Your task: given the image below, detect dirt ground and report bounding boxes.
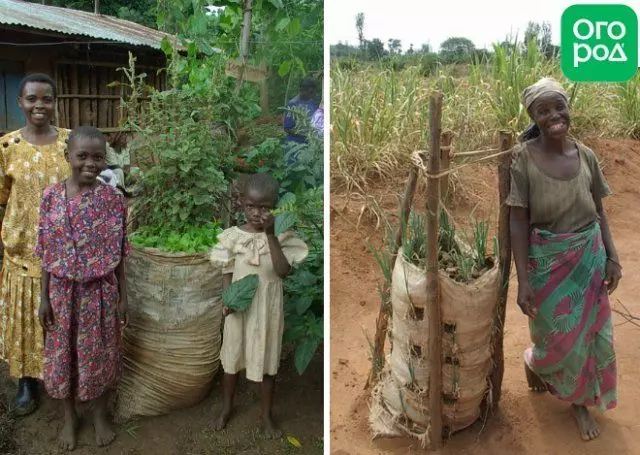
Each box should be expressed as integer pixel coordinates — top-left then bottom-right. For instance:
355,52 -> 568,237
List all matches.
0,348 -> 323,454
329,137 -> 640,455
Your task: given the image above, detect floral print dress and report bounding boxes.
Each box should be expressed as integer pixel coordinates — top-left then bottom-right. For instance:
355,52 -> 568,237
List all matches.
35,182 -> 129,401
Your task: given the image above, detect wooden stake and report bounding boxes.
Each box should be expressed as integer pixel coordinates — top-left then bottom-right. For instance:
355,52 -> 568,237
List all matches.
426,91 -> 443,450
440,131 -> 453,201
489,131 -> 514,410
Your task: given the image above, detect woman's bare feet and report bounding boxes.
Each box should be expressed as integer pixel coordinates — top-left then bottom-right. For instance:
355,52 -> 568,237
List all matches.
571,404 -> 600,441
263,413 -> 283,439
92,395 -> 116,447
59,399 -> 78,451
524,361 -> 548,392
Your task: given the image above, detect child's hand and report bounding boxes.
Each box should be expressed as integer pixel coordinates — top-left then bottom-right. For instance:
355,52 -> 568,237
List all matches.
118,294 -> 129,330
261,213 -> 276,235
222,306 -> 235,317
38,300 -> 54,330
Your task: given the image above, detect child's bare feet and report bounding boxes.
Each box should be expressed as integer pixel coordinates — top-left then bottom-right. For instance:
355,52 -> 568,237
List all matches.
92,395 -> 116,447
214,409 -> 232,431
571,404 -> 600,441
263,414 -> 283,439
524,361 -> 547,392
58,413 -> 78,451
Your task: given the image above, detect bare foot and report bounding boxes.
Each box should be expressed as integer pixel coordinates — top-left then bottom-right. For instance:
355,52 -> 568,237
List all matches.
263,414 -> 283,439
58,414 -> 78,451
214,409 -> 231,431
524,361 -> 548,392
571,404 -> 600,441
93,411 -> 116,447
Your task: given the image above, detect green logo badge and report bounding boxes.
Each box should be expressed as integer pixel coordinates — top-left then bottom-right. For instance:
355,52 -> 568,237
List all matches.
561,4 -> 638,82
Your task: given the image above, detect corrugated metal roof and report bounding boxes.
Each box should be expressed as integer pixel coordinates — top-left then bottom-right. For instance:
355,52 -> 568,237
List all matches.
0,0 -> 173,50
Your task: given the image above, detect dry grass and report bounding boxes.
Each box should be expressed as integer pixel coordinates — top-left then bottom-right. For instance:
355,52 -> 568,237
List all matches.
330,45 -> 640,193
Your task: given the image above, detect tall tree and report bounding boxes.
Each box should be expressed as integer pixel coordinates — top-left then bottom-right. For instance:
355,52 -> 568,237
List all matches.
367,38 -> 385,60
355,12 -> 365,54
439,36 -> 475,63
387,38 -> 401,55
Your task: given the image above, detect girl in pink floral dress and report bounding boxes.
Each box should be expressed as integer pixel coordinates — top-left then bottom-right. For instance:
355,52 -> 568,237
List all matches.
35,126 -> 129,451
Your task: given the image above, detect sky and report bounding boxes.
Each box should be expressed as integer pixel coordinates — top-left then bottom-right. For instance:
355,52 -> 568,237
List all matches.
326,0 -> 640,52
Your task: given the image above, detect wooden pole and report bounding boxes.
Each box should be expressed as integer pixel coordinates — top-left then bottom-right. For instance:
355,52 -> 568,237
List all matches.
365,163 -> 420,389
489,131 -> 514,410
426,91 -> 443,450
440,131 -> 453,201
236,0 -> 253,90
94,0 -> 100,14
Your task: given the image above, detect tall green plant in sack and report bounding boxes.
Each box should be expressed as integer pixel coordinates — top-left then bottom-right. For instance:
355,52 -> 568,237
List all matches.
118,54 -> 242,252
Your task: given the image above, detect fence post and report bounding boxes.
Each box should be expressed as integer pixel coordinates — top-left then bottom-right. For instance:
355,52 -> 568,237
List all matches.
489,131 -> 514,410
440,131 -> 453,201
426,91 -> 443,450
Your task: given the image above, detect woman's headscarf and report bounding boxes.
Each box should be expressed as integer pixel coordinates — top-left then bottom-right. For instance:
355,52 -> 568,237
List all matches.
522,77 -> 568,112
519,78 -> 570,141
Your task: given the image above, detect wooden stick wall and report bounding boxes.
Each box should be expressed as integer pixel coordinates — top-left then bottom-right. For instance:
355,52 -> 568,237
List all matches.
55,61 -> 166,131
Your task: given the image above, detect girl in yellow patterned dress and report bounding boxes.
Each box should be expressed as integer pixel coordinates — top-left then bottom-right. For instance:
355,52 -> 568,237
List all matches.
0,73 -> 71,415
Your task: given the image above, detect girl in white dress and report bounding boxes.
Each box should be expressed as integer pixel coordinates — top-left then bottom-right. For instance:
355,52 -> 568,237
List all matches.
209,173 -> 308,437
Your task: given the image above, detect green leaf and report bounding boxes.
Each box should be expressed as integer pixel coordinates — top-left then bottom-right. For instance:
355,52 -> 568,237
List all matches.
288,17 -> 301,36
295,296 -> 313,315
275,212 -> 296,235
223,274 -> 259,312
268,0 -> 284,8
278,192 -> 296,207
199,40 -> 216,56
160,36 -> 172,56
294,337 -> 319,375
278,60 -> 292,77
275,17 -> 290,31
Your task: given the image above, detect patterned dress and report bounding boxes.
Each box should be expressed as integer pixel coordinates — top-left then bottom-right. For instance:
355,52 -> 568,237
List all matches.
35,183 -> 129,401
506,141 -> 617,410
209,227 -> 308,381
0,128 -> 71,379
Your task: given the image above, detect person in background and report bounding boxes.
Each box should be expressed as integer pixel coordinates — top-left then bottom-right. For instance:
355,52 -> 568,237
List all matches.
311,97 -> 324,137
0,73 -> 71,416
283,78 -> 319,144
106,135 -> 131,189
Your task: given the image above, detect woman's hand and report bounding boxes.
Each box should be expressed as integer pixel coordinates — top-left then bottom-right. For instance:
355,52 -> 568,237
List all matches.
604,260 -> 622,295
38,300 -> 54,330
517,281 -> 538,319
118,294 -> 129,330
262,213 -> 276,235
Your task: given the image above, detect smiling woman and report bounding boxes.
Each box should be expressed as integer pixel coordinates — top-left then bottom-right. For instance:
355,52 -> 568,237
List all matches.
508,77 -> 621,443
0,73 -> 71,416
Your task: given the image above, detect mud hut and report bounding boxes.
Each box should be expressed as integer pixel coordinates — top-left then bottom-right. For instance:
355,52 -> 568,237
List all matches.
0,0 -> 172,135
